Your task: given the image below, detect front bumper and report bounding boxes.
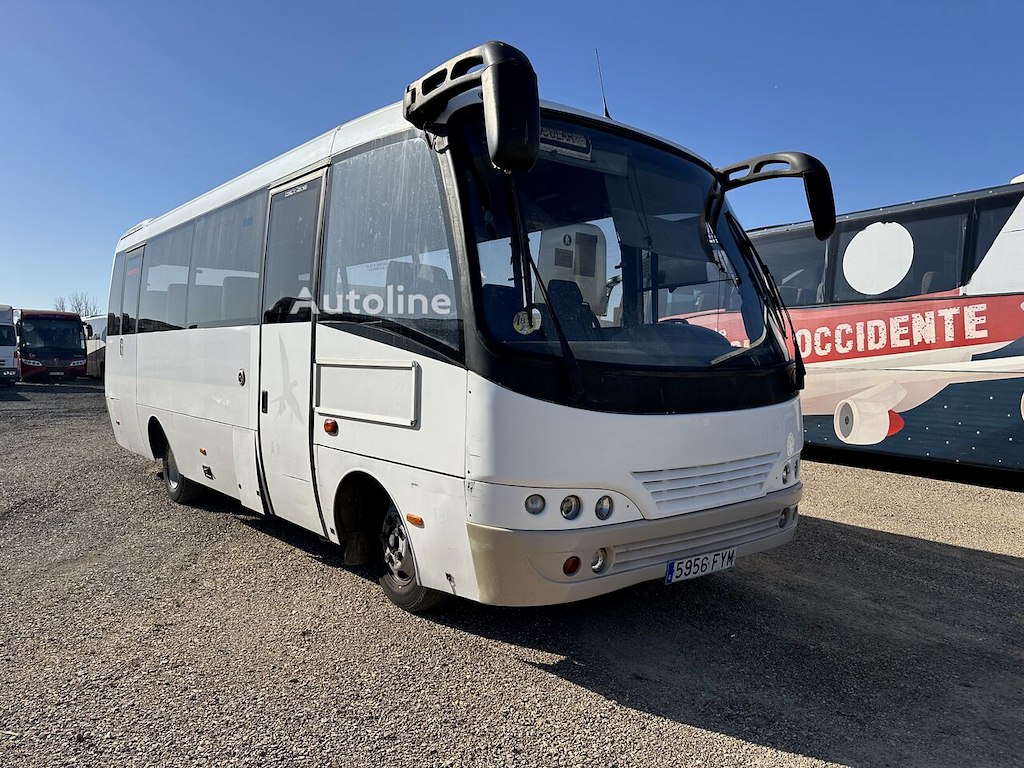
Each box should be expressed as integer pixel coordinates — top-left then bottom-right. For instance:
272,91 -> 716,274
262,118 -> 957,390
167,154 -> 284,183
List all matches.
467,485 -> 801,606
20,364 -> 81,380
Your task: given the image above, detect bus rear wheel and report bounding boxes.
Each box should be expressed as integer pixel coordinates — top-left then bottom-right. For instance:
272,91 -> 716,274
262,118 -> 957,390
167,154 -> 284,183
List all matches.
379,504 -> 449,613
162,443 -> 201,504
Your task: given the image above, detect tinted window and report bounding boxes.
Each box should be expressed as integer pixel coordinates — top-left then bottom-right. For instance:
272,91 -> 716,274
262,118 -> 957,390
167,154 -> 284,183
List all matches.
971,191 -> 1024,276
139,223 -> 192,332
107,252 -> 125,336
189,191 -> 266,328
833,209 -> 967,302
753,228 -> 827,306
263,177 -> 321,324
320,138 -> 459,350
87,316 -> 108,341
121,248 -> 144,334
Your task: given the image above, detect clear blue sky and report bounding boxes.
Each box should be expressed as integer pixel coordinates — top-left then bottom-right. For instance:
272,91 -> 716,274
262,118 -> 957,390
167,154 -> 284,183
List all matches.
2,0 -> 1022,311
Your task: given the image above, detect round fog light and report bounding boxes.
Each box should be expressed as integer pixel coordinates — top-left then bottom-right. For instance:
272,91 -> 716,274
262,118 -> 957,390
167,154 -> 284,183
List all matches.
591,548 -> 608,573
525,494 -> 546,515
782,462 -> 791,484
563,556 -> 581,576
779,506 -> 797,529
595,495 -> 613,520
560,495 -> 582,520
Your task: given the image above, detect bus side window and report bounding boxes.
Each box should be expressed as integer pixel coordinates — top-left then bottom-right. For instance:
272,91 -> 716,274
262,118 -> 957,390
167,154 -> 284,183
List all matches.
753,229 -> 827,306
121,248 -> 144,335
190,191 -> 266,328
833,209 -> 967,302
320,138 -> 461,351
139,222 -> 192,333
107,252 -> 125,336
969,191 -> 1024,283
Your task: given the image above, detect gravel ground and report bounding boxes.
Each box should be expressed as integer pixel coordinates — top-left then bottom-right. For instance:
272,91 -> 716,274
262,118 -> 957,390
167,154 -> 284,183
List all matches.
0,382 -> 1021,768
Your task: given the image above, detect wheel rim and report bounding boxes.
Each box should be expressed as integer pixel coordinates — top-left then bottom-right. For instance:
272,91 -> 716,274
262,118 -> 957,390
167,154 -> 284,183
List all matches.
165,448 -> 181,492
381,507 -> 415,588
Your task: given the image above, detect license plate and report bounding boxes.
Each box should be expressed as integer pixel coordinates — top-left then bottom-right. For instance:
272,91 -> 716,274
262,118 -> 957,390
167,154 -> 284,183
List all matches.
49,371 -> 65,377
665,547 -> 736,584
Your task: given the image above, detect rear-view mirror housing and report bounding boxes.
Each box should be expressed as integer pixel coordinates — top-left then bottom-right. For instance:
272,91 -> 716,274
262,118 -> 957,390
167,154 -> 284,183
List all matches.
404,41 -> 540,174
718,152 -> 836,240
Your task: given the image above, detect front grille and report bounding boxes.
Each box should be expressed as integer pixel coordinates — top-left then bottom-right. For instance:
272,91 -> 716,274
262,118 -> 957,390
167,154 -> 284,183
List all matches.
612,509 -> 783,572
633,452 -> 778,518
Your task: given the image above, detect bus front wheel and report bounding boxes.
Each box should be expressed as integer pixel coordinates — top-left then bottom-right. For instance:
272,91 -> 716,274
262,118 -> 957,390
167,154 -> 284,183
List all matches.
379,504 -> 449,613
162,443 -> 201,504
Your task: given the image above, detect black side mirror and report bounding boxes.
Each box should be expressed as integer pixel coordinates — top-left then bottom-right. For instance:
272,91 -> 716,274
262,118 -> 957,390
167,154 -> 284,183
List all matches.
718,152 -> 836,240
404,41 -> 540,174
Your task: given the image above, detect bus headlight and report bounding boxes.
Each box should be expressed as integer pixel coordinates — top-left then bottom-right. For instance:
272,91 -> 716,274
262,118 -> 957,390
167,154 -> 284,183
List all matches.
560,495 -> 582,520
524,494 -> 546,515
782,462 -> 791,484
69,359 -> 86,366
591,548 -> 608,573
595,495 -> 613,520
22,359 -> 43,366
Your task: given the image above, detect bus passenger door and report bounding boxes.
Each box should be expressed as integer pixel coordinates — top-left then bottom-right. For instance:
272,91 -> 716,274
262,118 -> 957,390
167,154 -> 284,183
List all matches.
109,247 -> 147,455
257,172 -> 327,535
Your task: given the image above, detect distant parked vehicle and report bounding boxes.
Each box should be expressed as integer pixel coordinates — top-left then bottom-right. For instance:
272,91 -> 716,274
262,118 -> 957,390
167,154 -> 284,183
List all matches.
15,309 -> 87,382
748,178 -> 1024,471
0,305 -> 17,385
83,314 -> 107,379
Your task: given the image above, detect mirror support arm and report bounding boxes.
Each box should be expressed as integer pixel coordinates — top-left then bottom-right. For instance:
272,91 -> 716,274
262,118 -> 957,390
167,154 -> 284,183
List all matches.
717,152 -> 836,240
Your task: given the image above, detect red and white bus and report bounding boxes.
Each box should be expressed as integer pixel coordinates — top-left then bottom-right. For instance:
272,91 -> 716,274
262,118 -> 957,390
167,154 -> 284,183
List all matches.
14,309 -> 88,382
748,179 -> 1024,471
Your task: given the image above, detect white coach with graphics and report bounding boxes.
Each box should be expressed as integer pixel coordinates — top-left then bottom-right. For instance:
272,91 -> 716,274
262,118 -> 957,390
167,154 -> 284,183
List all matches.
106,42 -> 835,610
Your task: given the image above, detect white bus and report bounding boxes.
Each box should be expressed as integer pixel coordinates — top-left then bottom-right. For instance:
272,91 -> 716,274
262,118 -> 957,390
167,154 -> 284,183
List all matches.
83,314 -> 107,379
107,42 -> 836,610
0,305 -> 17,385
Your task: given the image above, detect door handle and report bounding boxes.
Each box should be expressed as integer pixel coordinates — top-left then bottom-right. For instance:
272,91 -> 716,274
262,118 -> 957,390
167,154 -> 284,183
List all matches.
261,390 -> 268,413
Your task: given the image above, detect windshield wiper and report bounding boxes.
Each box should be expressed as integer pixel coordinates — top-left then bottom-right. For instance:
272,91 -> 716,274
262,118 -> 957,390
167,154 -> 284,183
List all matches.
725,213 -> 806,384
506,175 -> 586,404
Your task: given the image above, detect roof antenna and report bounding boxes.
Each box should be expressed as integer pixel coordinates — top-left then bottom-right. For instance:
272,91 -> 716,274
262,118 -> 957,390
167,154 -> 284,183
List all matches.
595,48 -> 611,119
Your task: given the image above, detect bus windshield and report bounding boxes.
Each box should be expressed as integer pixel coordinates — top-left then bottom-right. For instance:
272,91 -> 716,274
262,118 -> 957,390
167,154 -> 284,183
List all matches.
18,317 -> 85,352
456,115 -> 789,371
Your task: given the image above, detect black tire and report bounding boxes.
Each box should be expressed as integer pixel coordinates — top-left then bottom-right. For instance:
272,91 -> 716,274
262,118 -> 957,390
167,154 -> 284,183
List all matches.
378,503 -> 450,613
162,443 -> 201,504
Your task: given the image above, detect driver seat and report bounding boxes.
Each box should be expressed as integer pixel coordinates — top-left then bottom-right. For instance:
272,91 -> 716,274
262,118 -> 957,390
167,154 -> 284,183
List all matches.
545,280 -> 601,341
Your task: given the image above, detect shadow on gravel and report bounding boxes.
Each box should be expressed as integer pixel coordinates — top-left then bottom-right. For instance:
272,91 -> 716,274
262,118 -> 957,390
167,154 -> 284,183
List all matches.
0,386 -> 27,402
158,479 -> 1023,765
159,480 -> 369,574
429,517 -> 1024,767
232,505 -> 352,570
11,381 -> 104,395
803,444 -> 1024,492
